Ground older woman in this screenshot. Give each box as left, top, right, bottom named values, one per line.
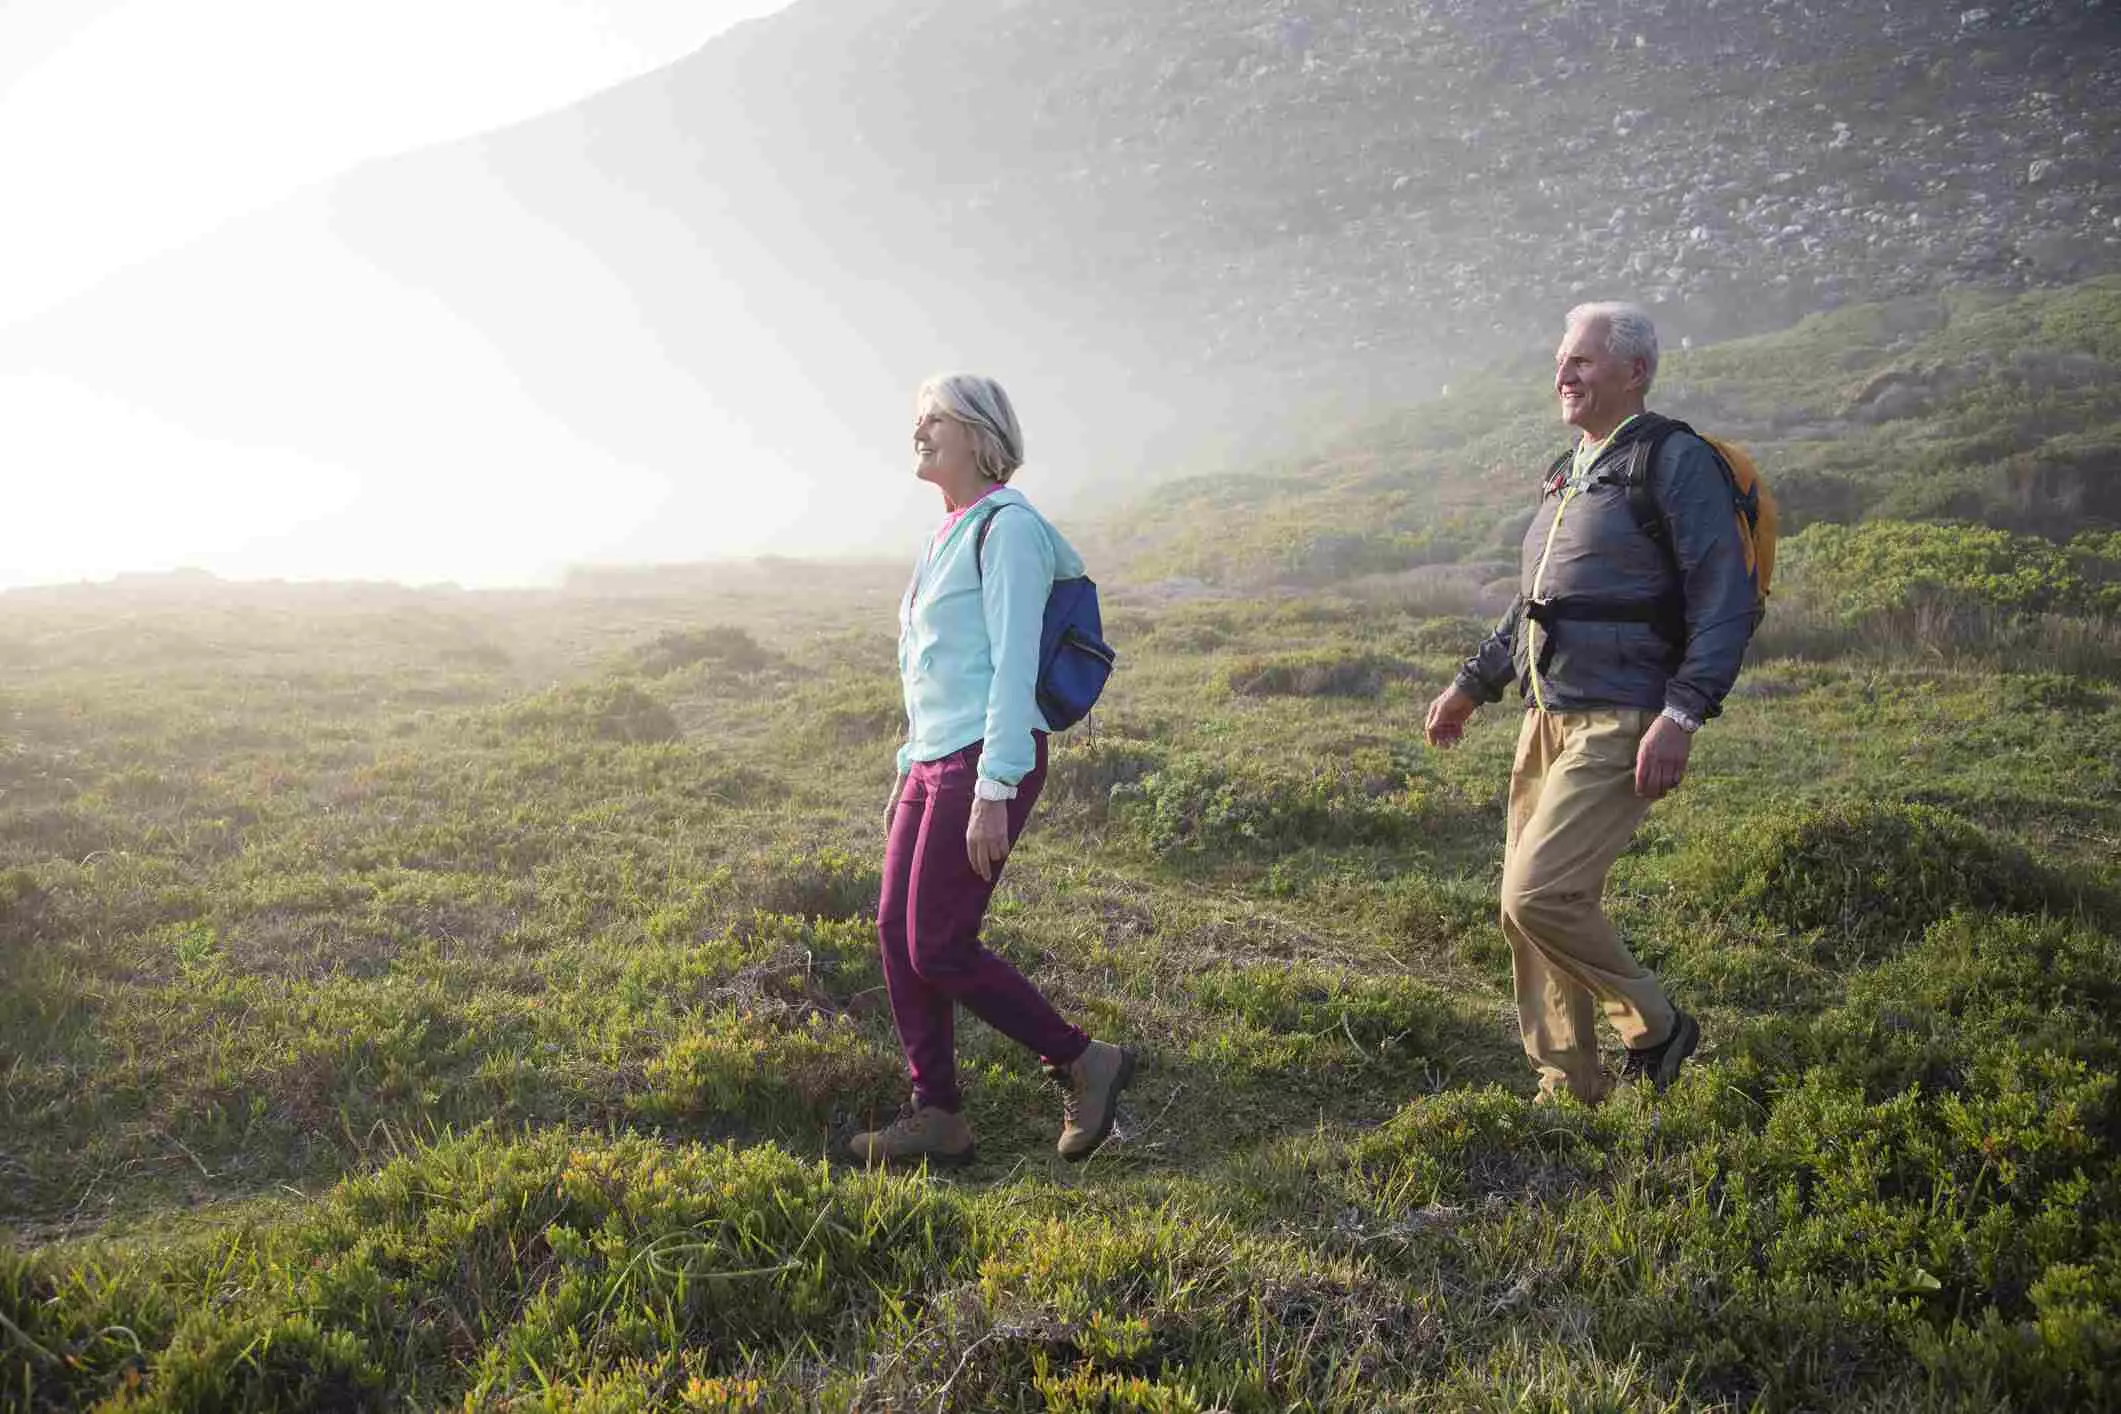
left=849, top=373, right=1133, bottom=1167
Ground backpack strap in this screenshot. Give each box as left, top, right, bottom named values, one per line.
left=1540, top=450, right=1572, bottom=497
left=1605, top=414, right=1674, bottom=558
left=973, top=501, right=1014, bottom=582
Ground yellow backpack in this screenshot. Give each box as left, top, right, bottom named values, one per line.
left=1619, top=417, right=1778, bottom=626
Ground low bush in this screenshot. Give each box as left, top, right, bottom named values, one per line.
left=498, top=681, right=681, bottom=745
left=632, top=1009, right=895, bottom=1128
left=1780, top=521, right=2121, bottom=622
left=740, top=847, right=880, bottom=922
left=1220, top=650, right=1409, bottom=699
left=1113, top=755, right=1425, bottom=858
left=1042, top=737, right=1167, bottom=818
left=1710, top=802, right=2075, bottom=963
left=4, top=1132, right=977, bottom=1411
left=1400, top=615, right=1490, bottom=656
left=629, top=626, right=775, bottom=678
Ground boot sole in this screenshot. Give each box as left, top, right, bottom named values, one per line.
left=1061, top=1046, right=1136, bottom=1163
left=851, top=1144, right=976, bottom=1171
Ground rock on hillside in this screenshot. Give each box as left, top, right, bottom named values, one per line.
left=661, top=0, right=2121, bottom=391
left=10, top=0, right=2115, bottom=572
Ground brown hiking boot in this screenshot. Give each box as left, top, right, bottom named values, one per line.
left=847, top=1101, right=974, bottom=1168
left=1046, top=1040, right=1135, bottom=1162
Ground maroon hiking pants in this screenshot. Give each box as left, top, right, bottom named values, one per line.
left=877, top=735, right=1088, bottom=1112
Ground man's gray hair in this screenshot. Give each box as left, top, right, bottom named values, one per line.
left=918, top=372, right=1025, bottom=483
left=1566, top=301, right=1660, bottom=392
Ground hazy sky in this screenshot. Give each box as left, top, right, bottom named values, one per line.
left=0, top=0, right=796, bottom=589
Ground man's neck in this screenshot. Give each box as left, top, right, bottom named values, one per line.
left=1577, top=407, right=1646, bottom=445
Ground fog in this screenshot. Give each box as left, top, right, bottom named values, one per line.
left=5, top=0, right=2114, bottom=591
left=0, top=0, right=1255, bottom=591
left=0, top=0, right=850, bottom=588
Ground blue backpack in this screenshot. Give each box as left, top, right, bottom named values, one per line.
left=975, top=505, right=1116, bottom=731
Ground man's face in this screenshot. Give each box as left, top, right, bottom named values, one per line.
left=1554, top=318, right=1648, bottom=435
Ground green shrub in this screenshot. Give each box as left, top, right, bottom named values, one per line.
left=1042, top=737, right=1167, bottom=818
left=741, top=847, right=879, bottom=921
left=1220, top=650, right=1407, bottom=698
left=1714, top=802, right=2074, bottom=962
left=1188, top=964, right=1463, bottom=1058
left=104, top=1312, right=387, bottom=1413
left=1349, top=1088, right=1608, bottom=1209
left=1401, top=615, right=1489, bottom=656
left=0, top=865, right=47, bottom=940
left=1781, top=521, right=2121, bottom=622
left=499, top=681, right=681, bottom=744
left=1722, top=911, right=2121, bottom=1101
left=633, top=1010, right=894, bottom=1127
left=1113, top=756, right=1423, bottom=858
left=965, top=1214, right=1400, bottom=1408
left=629, top=626, right=775, bottom=677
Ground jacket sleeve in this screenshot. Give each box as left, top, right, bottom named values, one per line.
left=978, top=508, right=1056, bottom=786
left=1453, top=595, right=1525, bottom=704
left=1655, top=435, right=1754, bottom=720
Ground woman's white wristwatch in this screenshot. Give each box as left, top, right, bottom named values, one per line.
left=1660, top=705, right=1703, bottom=734
left=973, top=777, right=1019, bottom=802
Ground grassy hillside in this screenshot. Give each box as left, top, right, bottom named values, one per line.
left=1100, top=277, right=2121, bottom=588
left=2, top=539, right=2118, bottom=1407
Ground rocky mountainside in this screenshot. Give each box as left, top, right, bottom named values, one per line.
left=655, top=0, right=2121, bottom=392
left=7, top=0, right=2116, bottom=580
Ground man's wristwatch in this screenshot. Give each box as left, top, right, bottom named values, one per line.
left=973, top=777, right=1019, bottom=802
left=1660, top=705, right=1703, bottom=734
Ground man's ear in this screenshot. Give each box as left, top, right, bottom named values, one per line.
left=1629, top=357, right=1652, bottom=394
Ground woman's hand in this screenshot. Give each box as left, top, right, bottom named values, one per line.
left=884, top=773, right=906, bottom=833
left=966, top=796, right=1011, bottom=882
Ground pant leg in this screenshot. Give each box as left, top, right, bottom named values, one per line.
left=905, top=737, right=1089, bottom=1071
left=1502, top=711, right=1601, bottom=1101
left=877, top=765, right=960, bottom=1111
left=1501, top=709, right=1675, bottom=1102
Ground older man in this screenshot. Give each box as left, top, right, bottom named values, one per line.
left=1424, top=302, right=1755, bottom=1105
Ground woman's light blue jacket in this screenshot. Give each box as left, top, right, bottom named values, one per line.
left=896, top=486, right=1085, bottom=788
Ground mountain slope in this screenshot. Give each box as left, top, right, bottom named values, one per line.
left=346, top=0, right=2121, bottom=398
left=3, top=0, right=2117, bottom=579
left=1097, top=277, right=2121, bottom=588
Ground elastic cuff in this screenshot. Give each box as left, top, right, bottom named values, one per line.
left=1663, top=686, right=1713, bottom=722
left=1453, top=671, right=1500, bottom=705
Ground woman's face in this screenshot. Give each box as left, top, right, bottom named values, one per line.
left=911, top=398, right=979, bottom=485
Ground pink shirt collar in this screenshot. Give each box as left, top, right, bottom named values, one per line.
left=932, top=482, right=1003, bottom=544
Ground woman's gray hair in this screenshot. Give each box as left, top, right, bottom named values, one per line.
left=1566, top=301, right=1660, bottom=392
left=918, top=372, right=1025, bottom=483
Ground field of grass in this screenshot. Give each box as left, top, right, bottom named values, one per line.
left=2, top=516, right=2117, bottom=1411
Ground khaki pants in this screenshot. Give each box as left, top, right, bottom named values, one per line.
left=1502, top=709, right=1676, bottom=1103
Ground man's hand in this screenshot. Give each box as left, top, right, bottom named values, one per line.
left=884, top=773, right=906, bottom=833
left=1424, top=684, right=1479, bottom=748
left=1635, top=715, right=1693, bottom=800
left=966, top=796, right=1012, bottom=882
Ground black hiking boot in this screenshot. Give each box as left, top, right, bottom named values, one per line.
left=1621, top=1009, right=1700, bottom=1093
